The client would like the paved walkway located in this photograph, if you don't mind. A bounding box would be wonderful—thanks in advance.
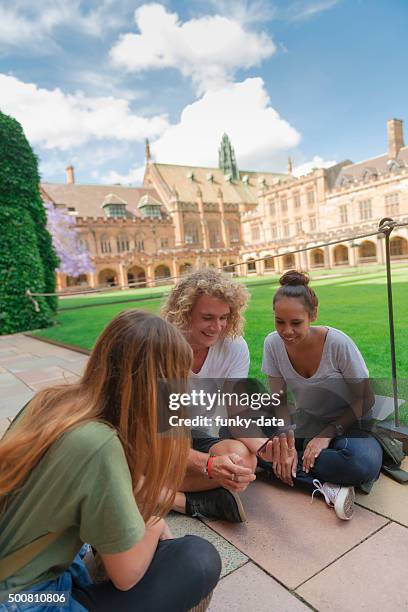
[1,334,407,611]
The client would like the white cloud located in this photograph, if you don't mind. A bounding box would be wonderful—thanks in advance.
[0,0,132,53]
[284,0,340,22]
[102,165,146,186]
[0,74,169,150]
[205,0,277,25]
[109,77,300,183]
[293,155,337,177]
[110,3,275,93]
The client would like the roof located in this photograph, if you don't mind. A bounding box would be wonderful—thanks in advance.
[137,193,162,208]
[40,183,164,218]
[101,193,127,207]
[335,147,408,188]
[150,163,290,204]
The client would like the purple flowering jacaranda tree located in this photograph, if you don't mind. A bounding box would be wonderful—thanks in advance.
[44,201,95,279]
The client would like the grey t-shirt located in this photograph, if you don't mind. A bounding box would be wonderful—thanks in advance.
[262,327,369,420]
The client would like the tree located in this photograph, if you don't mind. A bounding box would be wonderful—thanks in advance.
[0,111,58,312]
[0,111,58,333]
[0,207,53,334]
[44,202,95,278]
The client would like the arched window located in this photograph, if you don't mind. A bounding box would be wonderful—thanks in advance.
[100,235,112,254]
[116,233,129,253]
[184,222,199,245]
[228,221,240,244]
[135,233,145,252]
[208,221,221,247]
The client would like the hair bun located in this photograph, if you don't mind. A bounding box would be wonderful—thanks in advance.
[279,270,310,287]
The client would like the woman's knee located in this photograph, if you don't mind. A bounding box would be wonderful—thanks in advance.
[339,438,382,483]
[211,439,257,471]
[177,536,222,593]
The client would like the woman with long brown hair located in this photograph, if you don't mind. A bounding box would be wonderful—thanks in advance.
[0,310,221,611]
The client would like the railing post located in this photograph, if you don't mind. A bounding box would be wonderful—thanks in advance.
[378,217,400,427]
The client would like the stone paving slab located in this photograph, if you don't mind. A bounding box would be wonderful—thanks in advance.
[166,513,248,578]
[208,562,311,612]
[0,353,38,370]
[296,522,408,611]
[356,458,408,526]
[28,375,80,392]
[0,391,34,420]
[0,418,10,438]
[205,477,388,589]
[0,355,43,372]
[0,372,32,397]
[15,366,77,386]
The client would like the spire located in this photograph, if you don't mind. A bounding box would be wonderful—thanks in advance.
[145,138,151,162]
[218,133,239,180]
[287,156,293,174]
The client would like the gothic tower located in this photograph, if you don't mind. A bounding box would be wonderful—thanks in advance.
[218,133,240,180]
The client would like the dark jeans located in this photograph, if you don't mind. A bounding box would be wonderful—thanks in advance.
[293,433,383,490]
[72,535,221,612]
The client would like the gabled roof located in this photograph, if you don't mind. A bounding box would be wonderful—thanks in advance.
[335,147,408,187]
[41,183,164,218]
[137,193,162,208]
[101,193,127,207]
[150,163,290,204]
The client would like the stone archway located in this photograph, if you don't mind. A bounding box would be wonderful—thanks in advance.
[127,266,146,288]
[264,255,275,271]
[179,263,193,276]
[282,253,295,270]
[246,258,256,273]
[333,245,349,265]
[390,236,408,258]
[155,264,171,284]
[66,274,89,287]
[310,249,324,268]
[359,240,376,261]
[98,268,118,286]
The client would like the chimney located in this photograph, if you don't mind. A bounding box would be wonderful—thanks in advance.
[66,165,75,184]
[387,119,404,159]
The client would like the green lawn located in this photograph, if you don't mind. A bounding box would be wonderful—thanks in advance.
[34,268,408,424]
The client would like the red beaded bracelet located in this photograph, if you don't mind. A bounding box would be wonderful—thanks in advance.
[206,456,216,478]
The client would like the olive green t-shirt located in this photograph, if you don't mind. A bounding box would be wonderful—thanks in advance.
[0,422,145,594]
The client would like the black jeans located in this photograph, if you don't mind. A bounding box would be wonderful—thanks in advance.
[72,535,221,612]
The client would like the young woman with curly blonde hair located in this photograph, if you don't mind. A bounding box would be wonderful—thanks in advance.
[163,269,274,523]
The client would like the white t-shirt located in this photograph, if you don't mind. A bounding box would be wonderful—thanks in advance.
[190,336,250,435]
[262,327,369,420]
[190,336,250,379]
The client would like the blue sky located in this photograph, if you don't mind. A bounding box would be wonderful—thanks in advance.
[0,0,406,185]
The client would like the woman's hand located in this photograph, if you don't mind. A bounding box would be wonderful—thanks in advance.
[272,432,297,487]
[302,437,331,473]
[209,453,256,493]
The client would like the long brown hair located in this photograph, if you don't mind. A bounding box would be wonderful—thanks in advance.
[0,310,192,520]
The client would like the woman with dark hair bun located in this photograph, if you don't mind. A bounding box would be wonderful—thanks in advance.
[260,270,382,520]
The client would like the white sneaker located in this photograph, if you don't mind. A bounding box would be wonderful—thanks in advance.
[312,479,355,520]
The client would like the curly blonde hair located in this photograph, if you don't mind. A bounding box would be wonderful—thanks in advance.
[162,269,249,338]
